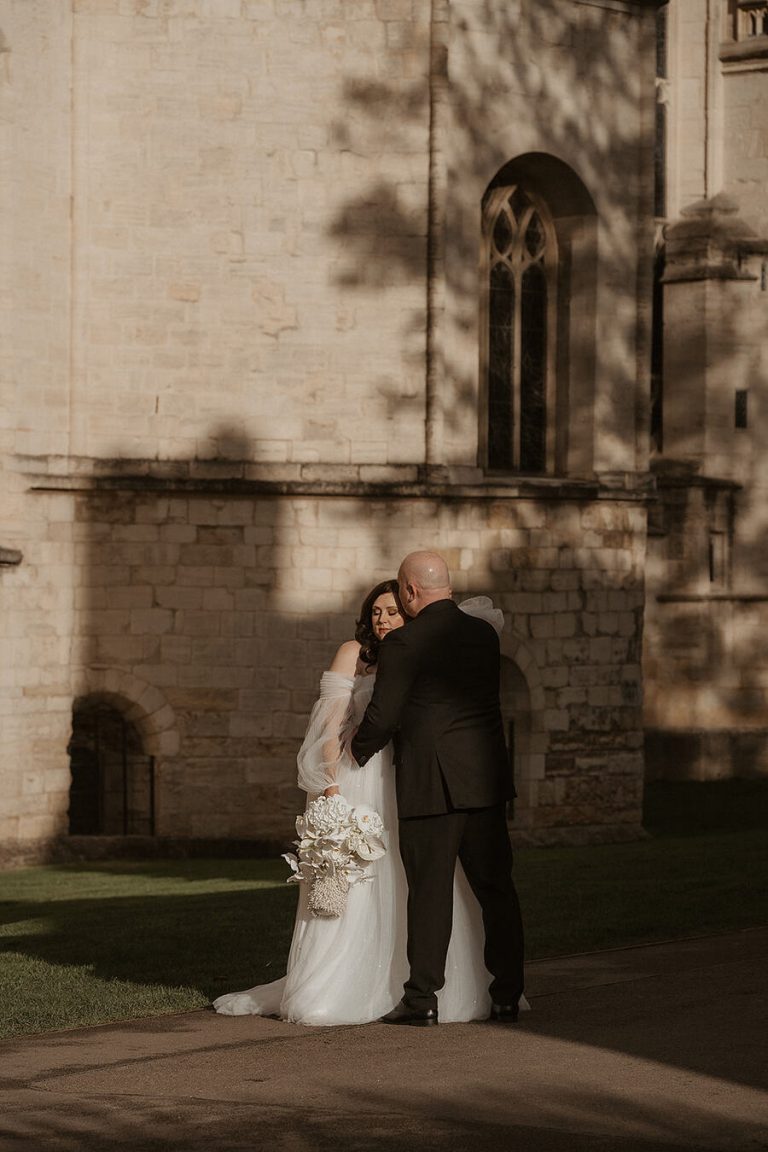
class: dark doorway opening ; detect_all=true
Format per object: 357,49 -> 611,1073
68,701 -> 155,835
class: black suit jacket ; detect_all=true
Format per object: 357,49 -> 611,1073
351,599 -> 512,818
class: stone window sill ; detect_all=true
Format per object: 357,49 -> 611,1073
657,592 -> 768,603
720,36 -> 768,69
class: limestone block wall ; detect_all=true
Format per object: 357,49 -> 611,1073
721,29 -> 768,237
440,0 -> 659,476
664,1 -> 768,237
664,0 -> 713,215
62,0 -> 431,467
645,195 -> 768,780
0,489 -> 77,848
661,263 -> 768,500
644,589 -> 768,780
644,465 -> 768,781
0,1 -> 72,462
4,481 -> 646,850
0,0 -> 659,856
0,4 -> 76,853
2,0 -> 659,477
723,64 -> 768,237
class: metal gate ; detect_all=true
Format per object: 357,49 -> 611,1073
68,703 -> 155,835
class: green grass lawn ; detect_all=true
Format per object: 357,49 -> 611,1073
1,823 -> 766,1041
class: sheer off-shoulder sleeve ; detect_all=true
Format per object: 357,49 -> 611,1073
458,595 -> 504,636
296,671 -> 355,794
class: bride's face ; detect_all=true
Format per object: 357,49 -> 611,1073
371,593 -> 404,641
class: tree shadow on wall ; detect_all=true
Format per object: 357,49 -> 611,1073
324,0 -> 768,774
327,0 -> 656,453
320,0 -> 768,809
645,246 -> 768,772
72,420 -> 406,846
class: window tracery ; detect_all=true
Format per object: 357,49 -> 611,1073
739,1 -> 768,37
483,185 -> 553,474
727,0 -> 768,41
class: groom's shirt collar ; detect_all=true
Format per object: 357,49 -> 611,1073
414,598 -> 457,618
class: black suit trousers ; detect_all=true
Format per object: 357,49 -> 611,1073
396,803 -> 525,1012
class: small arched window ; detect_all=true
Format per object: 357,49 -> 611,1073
482,184 -> 555,474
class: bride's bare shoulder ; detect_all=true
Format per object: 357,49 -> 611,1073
328,639 -> 360,677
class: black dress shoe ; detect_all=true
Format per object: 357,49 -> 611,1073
380,1000 -> 438,1027
489,1002 -> 519,1023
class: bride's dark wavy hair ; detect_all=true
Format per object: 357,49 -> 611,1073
355,579 -> 403,668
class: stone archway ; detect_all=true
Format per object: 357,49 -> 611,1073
68,700 -> 154,835
77,668 -> 179,758
68,669 -> 179,836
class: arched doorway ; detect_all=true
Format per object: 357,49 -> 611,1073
68,699 -> 156,835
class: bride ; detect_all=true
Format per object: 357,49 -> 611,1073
213,579 -> 520,1025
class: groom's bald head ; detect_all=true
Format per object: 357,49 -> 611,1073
398,551 -> 452,616
400,551 -> 450,590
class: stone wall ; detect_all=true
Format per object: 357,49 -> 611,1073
2,474 -> 646,852
721,4 -> 768,238
442,0 -> 658,477
2,0 -> 660,475
1,0 -> 660,859
642,0 -> 768,781
0,489 -> 78,846
53,0 -> 432,467
0,2 -> 76,849
644,198 -> 768,780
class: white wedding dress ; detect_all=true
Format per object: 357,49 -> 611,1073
214,599 -> 527,1025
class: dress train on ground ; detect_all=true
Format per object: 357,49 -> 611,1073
214,672 -> 527,1025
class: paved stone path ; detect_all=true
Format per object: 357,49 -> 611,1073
1,928 -> 766,1151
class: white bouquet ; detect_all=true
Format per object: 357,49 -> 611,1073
282,794 -> 387,918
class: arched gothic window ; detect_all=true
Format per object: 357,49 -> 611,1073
482,185 -> 554,474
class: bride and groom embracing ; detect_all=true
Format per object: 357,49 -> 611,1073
214,551 -> 526,1027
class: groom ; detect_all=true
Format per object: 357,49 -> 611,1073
351,551 -> 525,1026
